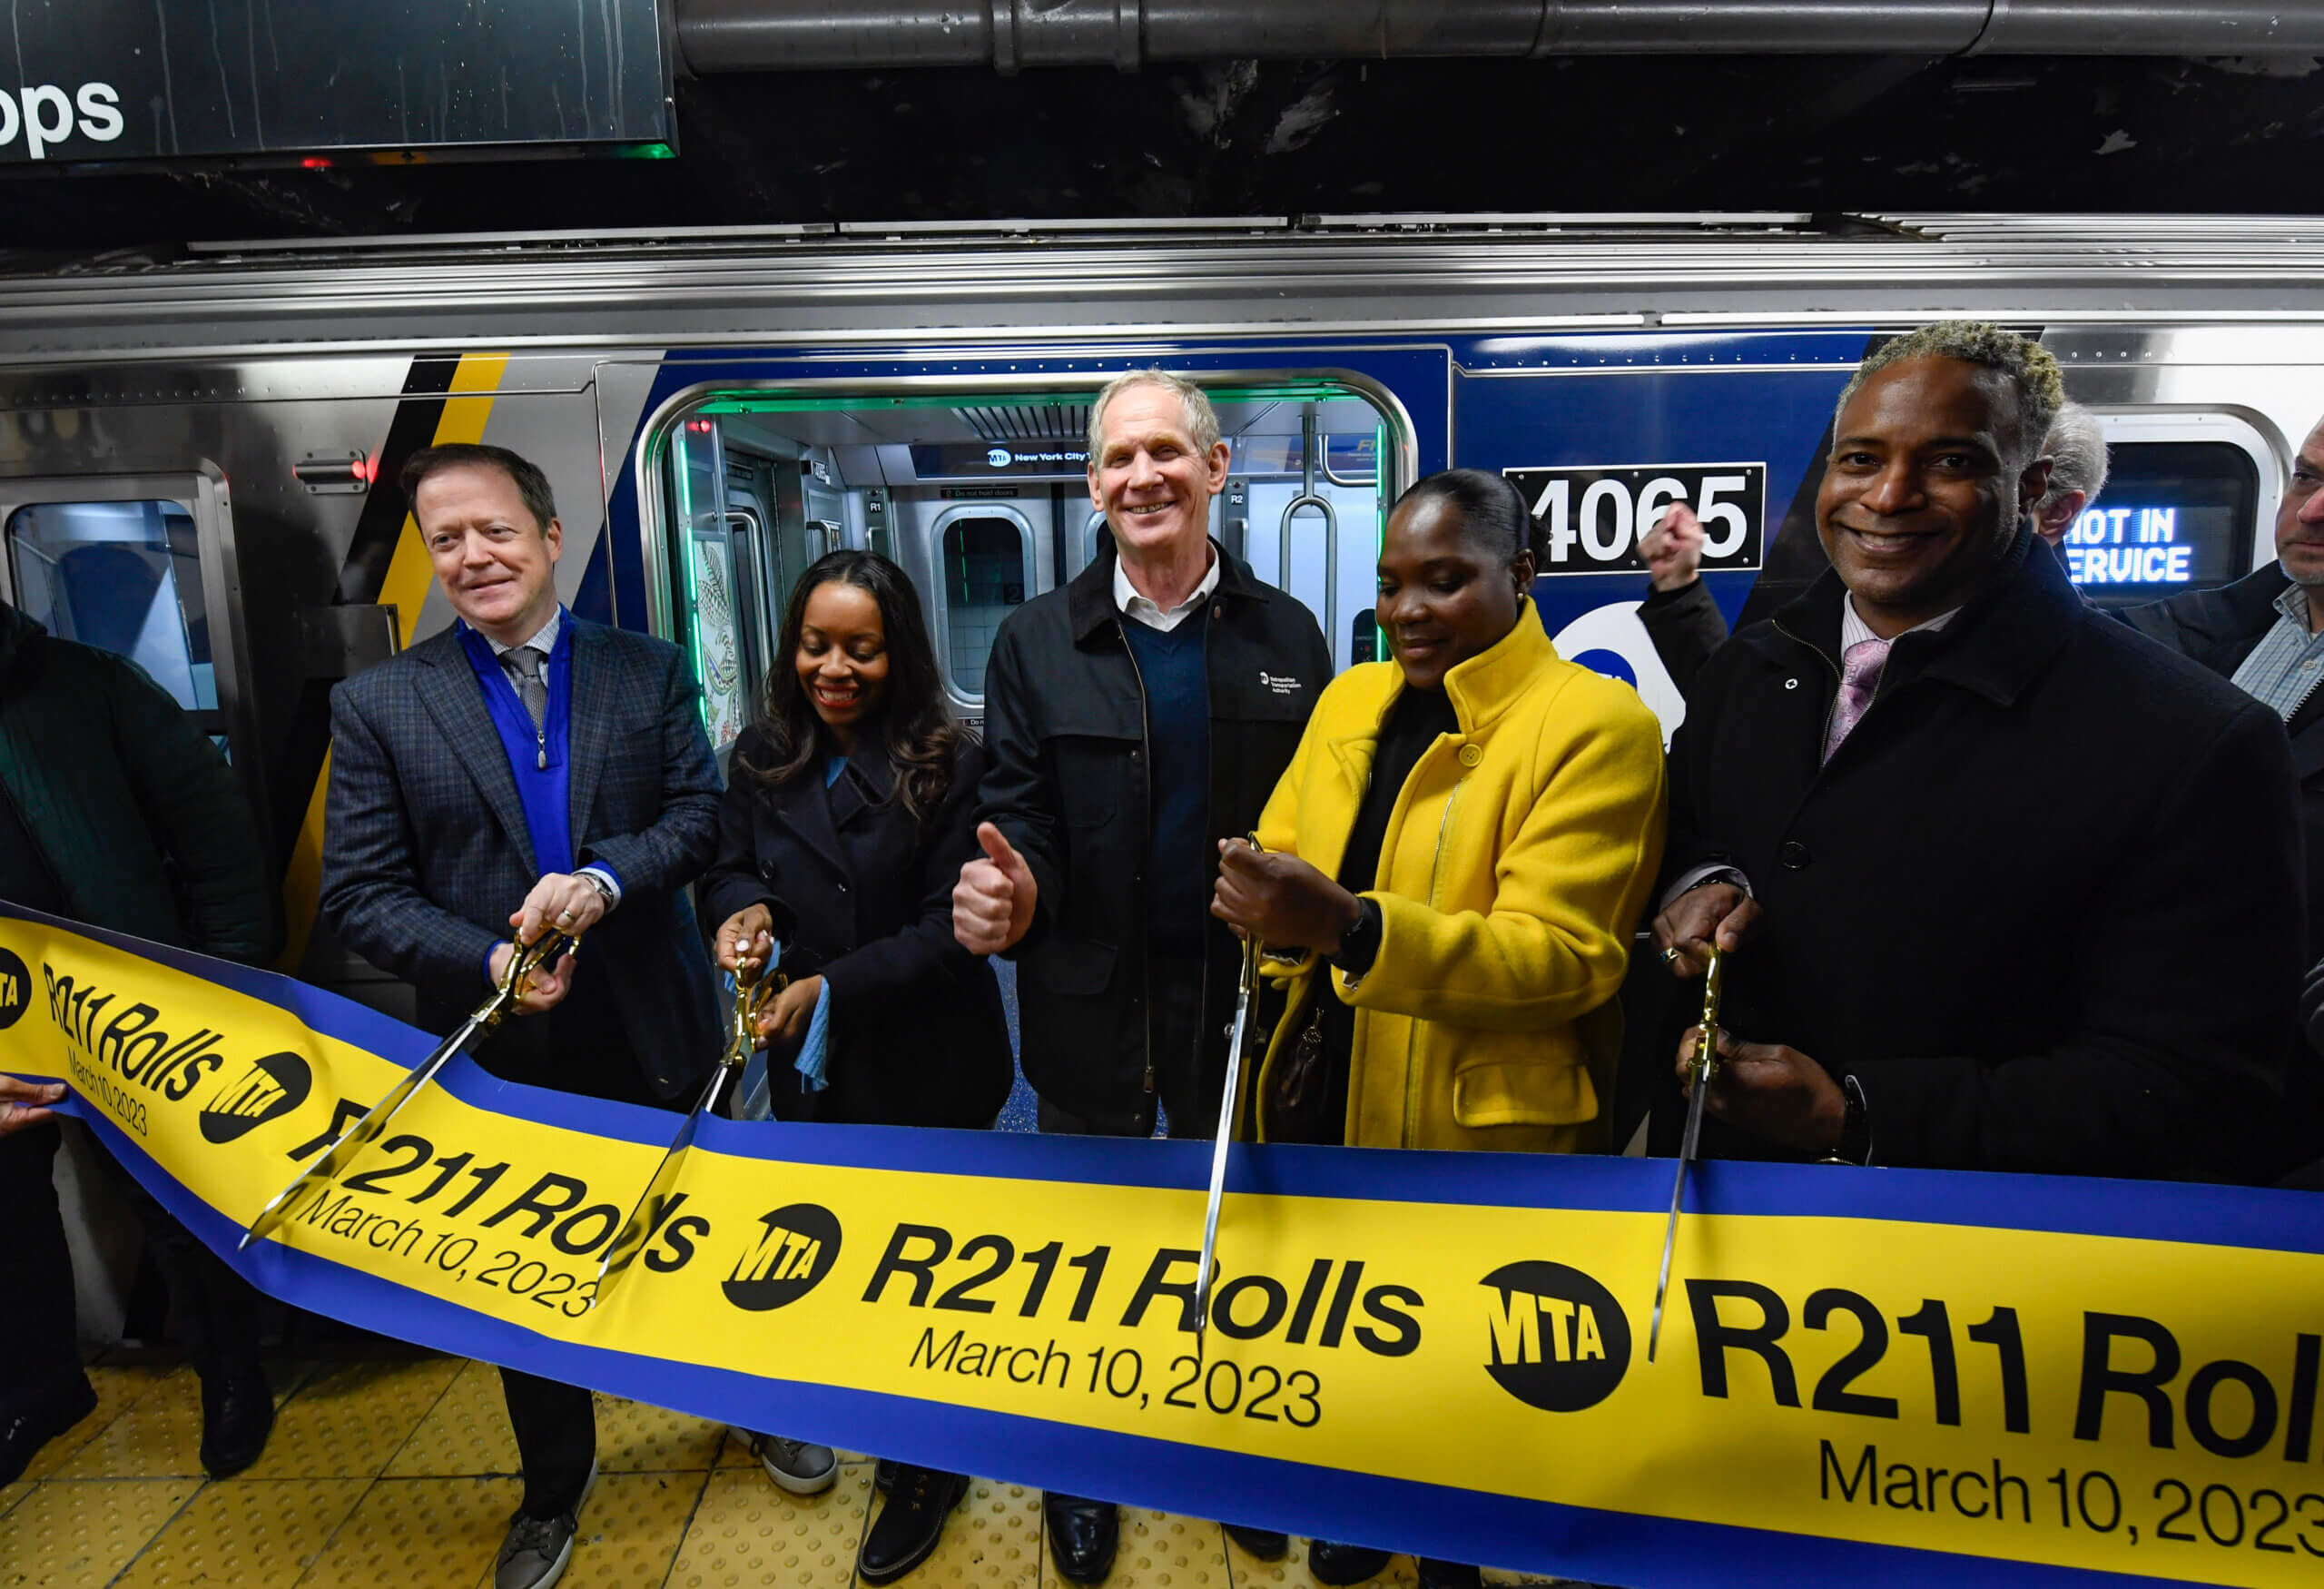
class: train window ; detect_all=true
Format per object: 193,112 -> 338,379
938,510 -> 1030,696
2058,440 -> 2258,609
2057,410 -> 2279,612
6,499 -> 215,715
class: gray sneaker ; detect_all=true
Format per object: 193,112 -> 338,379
495,1456 -> 596,1589
745,1430 -> 837,1495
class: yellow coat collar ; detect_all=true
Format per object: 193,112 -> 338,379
1320,600 -> 1559,785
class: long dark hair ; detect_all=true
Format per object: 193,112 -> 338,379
743,550 -> 960,824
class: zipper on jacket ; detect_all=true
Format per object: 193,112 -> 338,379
535,724 -> 547,772
1402,748 -> 1468,1150
1115,617 -> 1159,1104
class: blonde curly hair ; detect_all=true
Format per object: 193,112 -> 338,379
1835,321 -> 2066,468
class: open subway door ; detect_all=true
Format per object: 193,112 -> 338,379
622,350 -> 1447,748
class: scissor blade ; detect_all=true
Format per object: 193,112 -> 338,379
1647,1080 -> 1712,1363
1192,997 -> 1256,1342
593,1065 -> 731,1306
239,1015 -> 482,1251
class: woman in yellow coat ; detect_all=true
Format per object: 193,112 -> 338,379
1215,468 -> 1669,1158
1209,467 -> 1667,1589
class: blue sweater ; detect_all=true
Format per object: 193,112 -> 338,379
1119,616 -> 1212,958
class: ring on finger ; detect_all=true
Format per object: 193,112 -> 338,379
1660,945 -> 1680,963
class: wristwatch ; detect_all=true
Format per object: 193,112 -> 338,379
1817,1073 -> 1873,1167
1329,897 -> 1384,978
579,869 -> 617,909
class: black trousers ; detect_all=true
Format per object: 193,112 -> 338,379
0,1120 -> 266,1419
477,969 -> 679,1520
1037,953 -> 1211,1517
1,1124 -> 85,1416
1035,954 -> 1218,1141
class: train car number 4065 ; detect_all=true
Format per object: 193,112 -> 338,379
1504,463 -> 1768,577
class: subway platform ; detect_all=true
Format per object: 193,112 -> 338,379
1,1342 -> 1545,1589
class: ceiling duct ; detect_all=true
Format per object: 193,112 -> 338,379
674,0 -> 2324,73
953,404 -> 1093,444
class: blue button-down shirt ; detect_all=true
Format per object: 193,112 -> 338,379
2228,577 -> 2324,721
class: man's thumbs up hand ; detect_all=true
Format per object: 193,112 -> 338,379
954,821 -> 1039,954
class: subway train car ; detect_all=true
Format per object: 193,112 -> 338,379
0,210 -> 2316,1032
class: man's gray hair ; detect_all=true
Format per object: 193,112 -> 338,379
1087,369 -> 1223,460
2035,400 -> 2110,515
1834,321 -> 2067,469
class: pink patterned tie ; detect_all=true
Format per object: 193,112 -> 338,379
1821,637 -> 1893,763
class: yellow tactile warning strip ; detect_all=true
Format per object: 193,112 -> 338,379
663,1463 -> 874,1588
0,1352 -> 1573,1589
382,1357 -> 520,1477
17,1362 -> 174,1482
244,1357 -> 467,1480
55,1366 -> 207,1479
293,1474 -> 521,1588
0,1476 -> 202,1585
1100,1509 -> 1231,1589
594,1393 -> 727,1474
113,1476 -> 369,1589
562,1472 -> 705,1586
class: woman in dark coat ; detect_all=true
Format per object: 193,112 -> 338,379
699,549 -> 1011,1584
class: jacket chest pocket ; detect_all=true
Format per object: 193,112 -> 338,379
1051,735 -> 1138,827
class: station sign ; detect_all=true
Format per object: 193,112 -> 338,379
0,0 -> 671,165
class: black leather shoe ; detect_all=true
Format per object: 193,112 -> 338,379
199,1372 -> 275,1477
1224,1526 -> 1288,1560
1043,1493 -> 1118,1584
0,1376 -> 98,1485
860,1463 -> 968,1584
1415,1562 -> 1482,1589
1306,1541 -> 1393,1586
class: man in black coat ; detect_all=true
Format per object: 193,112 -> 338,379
2120,409 -> 2324,954
953,370 -> 1328,1580
320,443 -> 722,1589
1651,322 -> 2302,1181
0,600 -> 281,1485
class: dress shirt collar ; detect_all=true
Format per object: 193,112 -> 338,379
1840,593 -> 1958,654
1115,546 -> 1219,633
476,607 -> 563,658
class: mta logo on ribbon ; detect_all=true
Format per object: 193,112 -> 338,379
1480,1259 -> 1631,1412
724,1202 -> 844,1311
197,1050 -> 312,1144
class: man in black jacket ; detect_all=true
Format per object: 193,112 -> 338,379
2121,409 -> 2324,953
953,370 -> 1329,1580
1650,322 -> 2302,1180
0,599 -> 281,1484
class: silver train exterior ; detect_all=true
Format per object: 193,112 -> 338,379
0,212 -> 2317,1020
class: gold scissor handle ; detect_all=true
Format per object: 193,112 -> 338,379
725,960 -> 789,1064
1690,943 -> 1724,1084
478,928 -> 576,1028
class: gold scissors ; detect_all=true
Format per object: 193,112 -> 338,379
594,957 -> 786,1305
1649,942 -> 1722,1362
241,929 -> 576,1250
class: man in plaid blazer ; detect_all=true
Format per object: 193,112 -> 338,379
320,441 -> 720,1589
